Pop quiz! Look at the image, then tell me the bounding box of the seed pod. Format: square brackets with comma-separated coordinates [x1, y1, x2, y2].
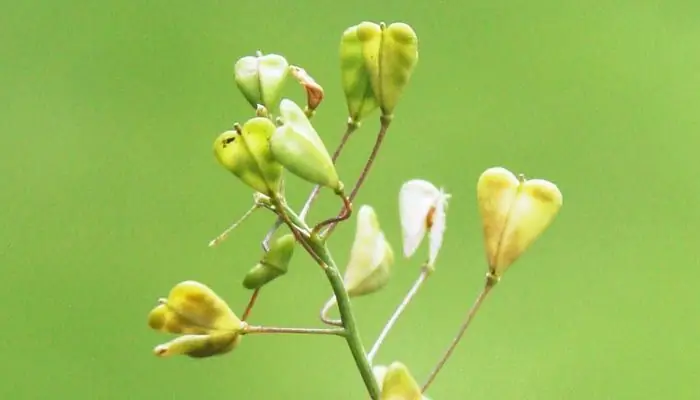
[153, 331, 241, 358]
[147, 281, 244, 359]
[270, 99, 341, 191]
[380, 362, 423, 400]
[147, 280, 242, 334]
[356, 22, 419, 117]
[242, 234, 296, 289]
[343, 205, 394, 297]
[477, 167, 563, 278]
[340, 22, 380, 124]
[213, 117, 283, 196]
[234, 52, 289, 112]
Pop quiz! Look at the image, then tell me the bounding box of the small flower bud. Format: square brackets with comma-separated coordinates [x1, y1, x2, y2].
[343, 205, 394, 297]
[213, 117, 283, 196]
[340, 22, 381, 124]
[477, 167, 563, 278]
[242, 233, 296, 289]
[234, 52, 289, 112]
[399, 179, 450, 269]
[380, 362, 423, 400]
[270, 99, 341, 191]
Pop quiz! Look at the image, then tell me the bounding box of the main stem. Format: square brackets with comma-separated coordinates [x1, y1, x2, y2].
[367, 267, 430, 363]
[421, 274, 498, 393]
[317, 243, 380, 399]
[273, 200, 380, 399]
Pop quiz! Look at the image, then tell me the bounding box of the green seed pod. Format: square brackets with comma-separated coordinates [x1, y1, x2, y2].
[270, 99, 341, 191]
[213, 117, 283, 196]
[358, 22, 419, 117]
[234, 52, 289, 112]
[242, 234, 296, 290]
[340, 22, 380, 124]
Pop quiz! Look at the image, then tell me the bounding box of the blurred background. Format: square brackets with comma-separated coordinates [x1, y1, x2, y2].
[2, 0, 699, 398]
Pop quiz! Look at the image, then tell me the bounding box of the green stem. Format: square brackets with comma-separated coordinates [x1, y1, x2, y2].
[242, 324, 345, 336]
[271, 198, 380, 399]
[321, 251, 380, 399]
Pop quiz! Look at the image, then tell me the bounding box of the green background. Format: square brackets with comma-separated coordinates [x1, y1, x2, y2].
[2, 0, 698, 398]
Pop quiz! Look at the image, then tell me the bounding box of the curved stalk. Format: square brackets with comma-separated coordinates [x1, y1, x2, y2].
[367, 266, 430, 363]
[320, 295, 343, 326]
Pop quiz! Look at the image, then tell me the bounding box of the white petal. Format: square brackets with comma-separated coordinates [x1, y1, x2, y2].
[399, 179, 440, 258]
[427, 188, 450, 267]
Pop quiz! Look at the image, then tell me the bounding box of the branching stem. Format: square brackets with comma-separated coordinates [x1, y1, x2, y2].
[273, 200, 379, 399]
[323, 115, 392, 237]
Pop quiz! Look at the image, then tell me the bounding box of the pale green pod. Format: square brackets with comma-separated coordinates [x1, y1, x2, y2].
[270, 99, 340, 191]
[343, 205, 394, 297]
[234, 56, 262, 108]
[242, 234, 296, 289]
[213, 117, 283, 196]
[234, 53, 289, 112]
[257, 53, 289, 112]
[340, 23, 380, 124]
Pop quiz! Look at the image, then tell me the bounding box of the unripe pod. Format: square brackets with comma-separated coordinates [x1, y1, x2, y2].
[243, 234, 296, 290]
[270, 99, 341, 191]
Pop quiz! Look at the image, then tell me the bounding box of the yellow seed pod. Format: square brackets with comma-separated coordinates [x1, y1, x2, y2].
[147, 281, 242, 334]
[153, 331, 242, 358]
[477, 167, 563, 278]
[213, 117, 283, 196]
[380, 362, 422, 400]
